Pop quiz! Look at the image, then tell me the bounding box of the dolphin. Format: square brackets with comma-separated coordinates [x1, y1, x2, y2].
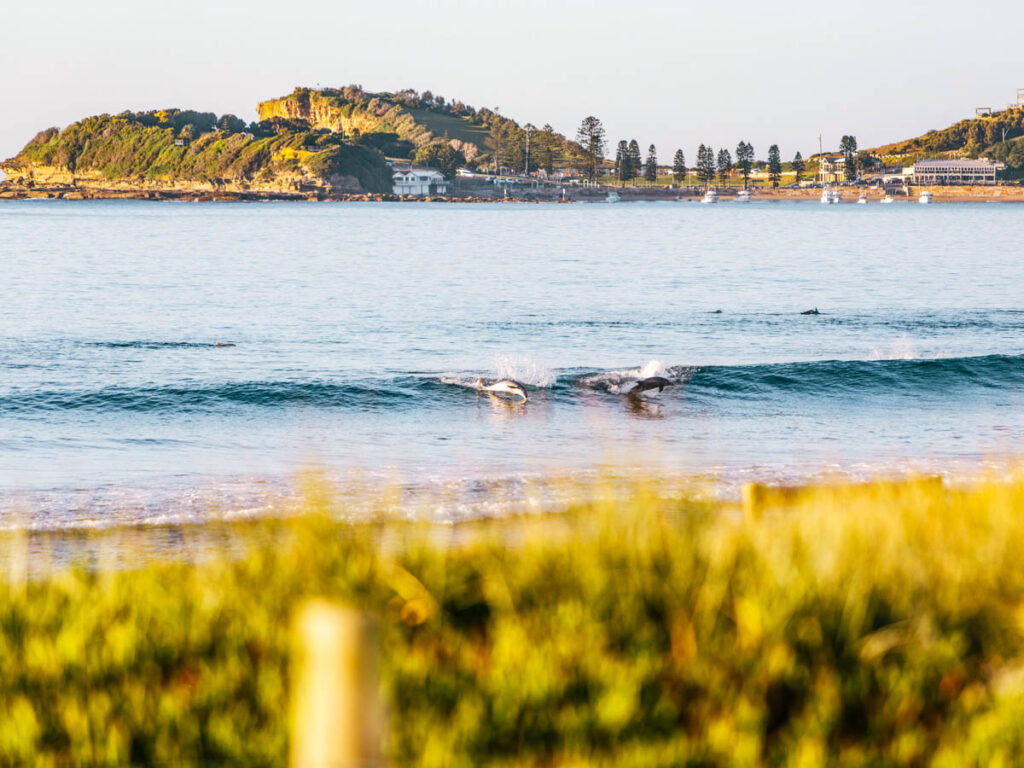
[477, 377, 528, 401]
[629, 376, 673, 395]
[800, 308, 821, 315]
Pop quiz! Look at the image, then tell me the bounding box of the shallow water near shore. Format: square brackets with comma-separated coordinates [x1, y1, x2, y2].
[2, 199, 1023, 530]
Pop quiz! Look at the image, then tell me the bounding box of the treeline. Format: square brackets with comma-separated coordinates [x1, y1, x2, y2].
[575, 116, 806, 187]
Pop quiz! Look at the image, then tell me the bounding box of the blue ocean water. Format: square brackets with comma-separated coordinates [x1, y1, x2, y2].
[2, 199, 1023, 527]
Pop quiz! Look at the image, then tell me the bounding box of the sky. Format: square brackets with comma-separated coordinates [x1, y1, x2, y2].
[3, 0, 1024, 164]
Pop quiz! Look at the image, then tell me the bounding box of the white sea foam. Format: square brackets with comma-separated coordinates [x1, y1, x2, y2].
[867, 337, 919, 361]
[493, 356, 556, 387]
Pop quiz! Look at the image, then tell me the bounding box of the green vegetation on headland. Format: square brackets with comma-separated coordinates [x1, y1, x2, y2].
[0, 86, 587, 199]
[5, 474, 1024, 766]
[2, 107, 395, 197]
[258, 86, 585, 174]
[871, 106, 1024, 173]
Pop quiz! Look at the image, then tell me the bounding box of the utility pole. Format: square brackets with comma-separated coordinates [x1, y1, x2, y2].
[524, 125, 533, 176]
[818, 134, 823, 183]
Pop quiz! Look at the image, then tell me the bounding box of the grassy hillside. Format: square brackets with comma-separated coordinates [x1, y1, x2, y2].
[1, 109, 395, 194]
[868, 105, 1024, 175]
[4, 475, 1024, 766]
[258, 86, 583, 172]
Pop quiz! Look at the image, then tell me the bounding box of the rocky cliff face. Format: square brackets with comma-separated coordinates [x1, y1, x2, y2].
[257, 88, 480, 158]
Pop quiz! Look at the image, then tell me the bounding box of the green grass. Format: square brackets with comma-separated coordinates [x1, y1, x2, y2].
[403, 108, 492, 152]
[4, 474, 1024, 766]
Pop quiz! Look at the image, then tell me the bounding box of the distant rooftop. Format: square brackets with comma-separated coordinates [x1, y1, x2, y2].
[914, 159, 1002, 168]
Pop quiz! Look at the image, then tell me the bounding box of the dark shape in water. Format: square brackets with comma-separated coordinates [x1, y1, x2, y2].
[214, 342, 236, 347]
[630, 376, 674, 395]
[801, 308, 821, 315]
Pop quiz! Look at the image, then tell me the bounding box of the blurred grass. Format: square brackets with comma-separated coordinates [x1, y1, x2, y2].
[4, 474, 1024, 766]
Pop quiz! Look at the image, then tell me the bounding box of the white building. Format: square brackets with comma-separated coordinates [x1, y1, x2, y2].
[392, 168, 448, 196]
[912, 159, 1005, 186]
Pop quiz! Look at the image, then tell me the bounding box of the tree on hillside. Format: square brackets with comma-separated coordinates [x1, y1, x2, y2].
[645, 145, 658, 184]
[522, 123, 537, 174]
[672, 149, 686, 184]
[576, 116, 607, 180]
[792, 151, 805, 185]
[627, 140, 642, 184]
[735, 141, 755, 188]
[839, 135, 858, 182]
[534, 124, 560, 174]
[696, 144, 716, 187]
[716, 148, 732, 185]
[413, 142, 465, 178]
[767, 144, 782, 187]
[615, 140, 631, 185]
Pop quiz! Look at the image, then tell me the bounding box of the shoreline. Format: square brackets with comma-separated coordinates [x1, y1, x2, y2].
[3, 182, 1022, 203]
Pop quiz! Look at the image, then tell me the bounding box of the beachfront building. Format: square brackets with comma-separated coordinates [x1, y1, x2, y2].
[911, 159, 1005, 186]
[818, 156, 846, 184]
[392, 168, 448, 196]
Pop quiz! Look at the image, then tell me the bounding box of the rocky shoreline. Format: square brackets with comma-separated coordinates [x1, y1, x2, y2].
[2, 179, 1021, 203]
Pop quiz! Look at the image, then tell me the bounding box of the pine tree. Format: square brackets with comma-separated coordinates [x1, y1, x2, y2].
[644, 144, 658, 184]
[672, 149, 686, 184]
[792, 151, 805, 185]
[628, 140, 642, 185]
[716, 148, 732, 186]
[767, 144, 782, 188]
[575, 116, 606, 180]
[696, 144, 716, 187]
[735, 141, 755, 188]
[839, 135, 858, 182]
[615, 140, 629, 185]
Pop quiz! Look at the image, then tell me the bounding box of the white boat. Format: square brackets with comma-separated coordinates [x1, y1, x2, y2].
[857, 193, 868, 204]
[820, 189, 841, 204]
[605, 191, 621, 203]
[701, 189, 718, 204]
[880, 194, 895, 204]
[918, 190, 933, 205]
[735, 189, 751, 203]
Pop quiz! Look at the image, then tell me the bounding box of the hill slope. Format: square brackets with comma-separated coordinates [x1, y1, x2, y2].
[257, 86, 582, 171]
[1, 108, 394, 198]
[867, 105, 1024, 176]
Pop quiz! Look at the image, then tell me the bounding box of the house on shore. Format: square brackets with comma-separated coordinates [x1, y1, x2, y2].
[911, 159, 1005, 186]
[817, 156, 846, 184]
[392, 168, 448, 196]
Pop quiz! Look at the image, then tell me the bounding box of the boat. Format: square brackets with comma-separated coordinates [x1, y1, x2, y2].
[918, 190, 933, 205]
[880, 194, 895, 204]
[701, 189, 718, 204]
[735, 189, 751, 203]
[857, 192, 868, 204]
[820, 188, 841, 205]
[605, 191, 621, 203]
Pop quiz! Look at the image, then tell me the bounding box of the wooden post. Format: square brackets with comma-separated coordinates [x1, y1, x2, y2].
[291, 602, 383, 768]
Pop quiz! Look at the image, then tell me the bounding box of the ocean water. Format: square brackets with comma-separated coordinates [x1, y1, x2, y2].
[2, 198, 1023, 529]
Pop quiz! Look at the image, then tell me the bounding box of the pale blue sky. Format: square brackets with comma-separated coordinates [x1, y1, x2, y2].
[3, 0, 1023, 163]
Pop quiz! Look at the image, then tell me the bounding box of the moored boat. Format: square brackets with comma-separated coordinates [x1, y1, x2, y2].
[701, 189, 718, 204]
[918, 190, 933, 205]
[735, 189, 751, 202]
